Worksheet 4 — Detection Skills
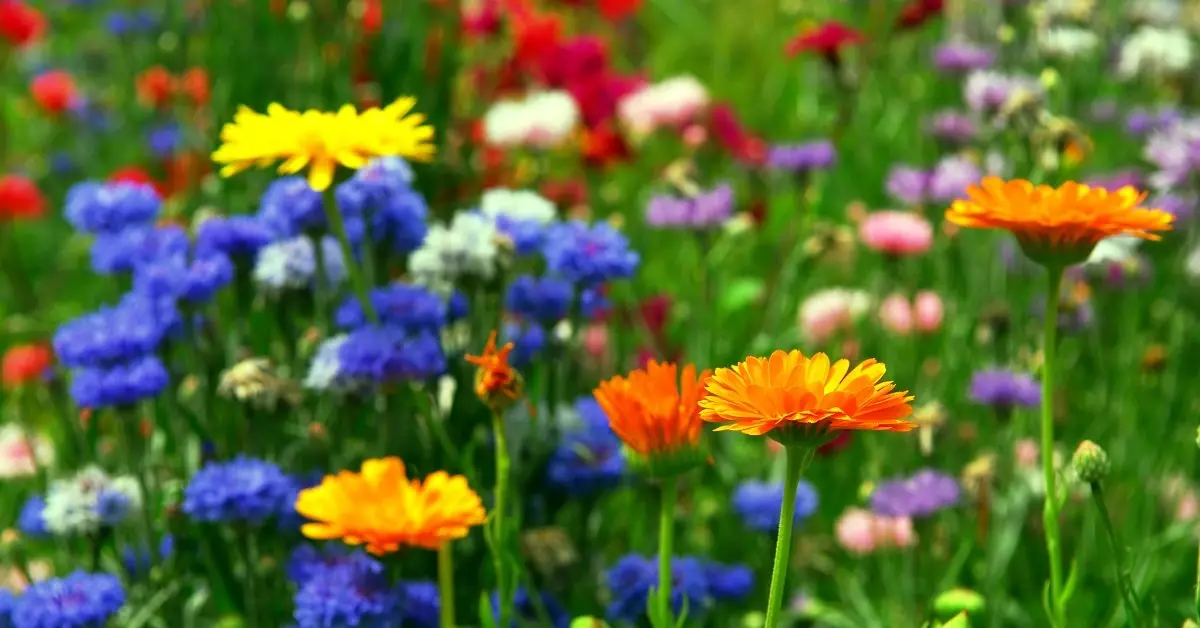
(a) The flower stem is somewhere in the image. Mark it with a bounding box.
[241,528,261,628]
[1040,264,1066,627]
[492,411,514,628]
[1089,482,1142,626]
[321,188,378,324]
[118,409,159,564]
[764,445,815,628]
[657,477,678,624]
[438,543,456,628]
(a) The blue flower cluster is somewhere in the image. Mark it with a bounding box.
[8,571,125,628]
[542,221,640,287]
[606,555,753,622]
[502,323,547,368]
[258,177,330,238]
[489,587,570,628]
[336,327,446,385]
[289,546,439,628]
[546,398,625,496]
[121,535,175,581]
[732,479,820,534]
[506,275,573,325]
[335,157,429,253]
[18,496,48,538]
[195,216,274,259]
[335,284,448,332]
[182,456,293,524]
[65,181,161,235]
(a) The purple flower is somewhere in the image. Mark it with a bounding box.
[645,184,734,229]
[765,141,837,172]
[932,42,995,73]
[1144,118,1200,190]
[1151,192,1195,223]
[964,71,1040,114]
[1089,99,1119,122]
[1127,106,1181,136]
[870,469,961,518]
[928,155,981,202]
[885,165,929,205]
[928,110,977,144]
[969,369,1041,408]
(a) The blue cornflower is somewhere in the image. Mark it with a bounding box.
[54,300,167,368]
[732,479,819,534]
[396,580,440,628]
[94,488,136,526]
[337,327,446,384]
[253,236,346,292]
[11,571,125,628]
[50,153,77,176]
[506,275,573,324]
[292,558,399,628]
[502,323,546,368]
[580,287,610,320]
[120,535,175,581]
[0,589,13,627]
[490,588,569,628]
[447,291,470,322]
[335,157,429,253]
[17,495,48,538]
[701,563,755,601]
[303,336,347,392]
[546,397,624,495]
[286,545,381,585]
[182,456,292,524]
[195,216,274,259]
[606,555,711,622]
[480,188,559,255]
[134,253,234,304]
[65,181,161,235]
[68,99,112,132]
[257,177,328,238]
[542,221,639,286]
[105,11,134,36]
[90,225,190,275]
[146,123,181,158]
[334,284,447,332]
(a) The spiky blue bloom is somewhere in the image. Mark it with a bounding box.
[256,177,329,238]
[542,221,639,286]
[337,327,446,384]
[65,181,161,235]
[0,589,13,628]
[67,355,170,409]
[501,323,546,368]
[17,496,48,538]
[134,253,234,304]
[506,275,573,324]
[292,557,400,628]
[53,299,168,368]
[335,157,429,253]
[580,287,610,320]
[701,563,755,601]
[447,291,470,322]
[490,588,569,628]
[286,545,382,585]
[731,479,819,533]
[606,555,711,622]
[546,398,624,495]
[11,571,125,628]
[334,284,447,332]
[252,236,346,292]
[182,456,292,524]
[195,216,275,259]
[396,581,440,628]
[146,123,181,158]
[90,225,189,275]
[120,535,174,582]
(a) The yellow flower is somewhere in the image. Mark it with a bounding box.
[295,457,485,555]
[211,97,435,191]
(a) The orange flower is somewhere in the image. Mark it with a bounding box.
[945,177,1174,265]
[296,457,486,555]
[700,350,915,447]
[594,361,712,464]
[465,330,522,409]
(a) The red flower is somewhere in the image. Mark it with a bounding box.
[817,431,854,456]
[540,179,587,208]
[30,71,78,116]
[462,0,501,39]
[510,10,563,70]
[0,174,45,220]
[896,0,943,30]
[2,343,52,388]
[598,0,642,21]
[110,166,167,198]
[539,36,609,88]
[581,124,630,168]
[0,0,44,48]
[164,152,208,198]
[361,0,382,35]
[569,72,643,128]
[180,67,210,107]
[709,104,766,165]
[637,294,672,338]
[136,66,176,108]
[785,21,865,58]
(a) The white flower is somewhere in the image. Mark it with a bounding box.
[1038,26,1100,60]
[617,75,709,135]
[1186,245,1200,280]
[1118,26,1194,79]
[483,91,579,149]
[408,212,500,284]
[1086,235,1142,266]
[304,335,348,391]
[1042,0,1095,20]
[480,188,557,225]
[253,235,346,292]
[0,425,53,479]
[42,466,141,535]
[1129,0,1181,26]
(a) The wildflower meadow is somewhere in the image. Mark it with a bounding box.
[3,0,1200,626]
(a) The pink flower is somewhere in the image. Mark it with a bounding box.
[913,290,944,332]
[0,424,50,479]
[617,75,709,135]
[878,293,914,334]
[1014,438,1039,470]
[878,515,917,548]
[859,210,934,256]
[835,508,878,554]
[798,288,870,344]
[1177,491,1199,522]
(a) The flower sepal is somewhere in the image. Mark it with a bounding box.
[628,443,708,480]
[766,421,840,451]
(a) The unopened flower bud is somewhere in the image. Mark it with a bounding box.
[1071,440,1109,483]
[933,588,985,617]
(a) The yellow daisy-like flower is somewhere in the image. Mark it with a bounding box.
[211,97,435,191]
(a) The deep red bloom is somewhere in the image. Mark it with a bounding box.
[30,71,78,116]
[2,343,52,388]
[0,0,44,48]
[540,179,587,208]
[709,104,766,165]
[569,72,643,128]
[361,0,382,35]
[638,295,672,338]
[897,0,944,30]
[785,21,865,57]
[463,0,501,39]
[817,431,854,456]
[110,166,167,198]
[0,174,45,220]
[598,0,642,20]
[136,66,176,108]
[539,36,609,88]
[511,11,563,70]
[180,67,210,107]
[582,124,630,168]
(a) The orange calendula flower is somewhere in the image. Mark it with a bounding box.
[700,350,915,448]
[466,330,523,411]
[945,176,1175,266]
[296,457,486,555]
[594,361,712,475]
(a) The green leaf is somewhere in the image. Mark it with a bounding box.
[718,277,766,314]
[479,593,499,628]
[126,582,183,628]
[569,618,611,628]
[943,612,972,628]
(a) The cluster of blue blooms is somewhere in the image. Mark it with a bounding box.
[605,555,754,622]
[181,456,295,524]
[732,479,820,534]
[287,545,440,628]
[0,571,125,628]
[546,398,626,496]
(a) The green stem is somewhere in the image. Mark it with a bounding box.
[657,478,678,625]
[492,411,513,628]
[438,543,456,628]
[118,408,159,565]
[764,445,815,628]
[242,528,261,628]
[321,188,378,324]
[1090,482,1142,626]
[1041,264,1066,627]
